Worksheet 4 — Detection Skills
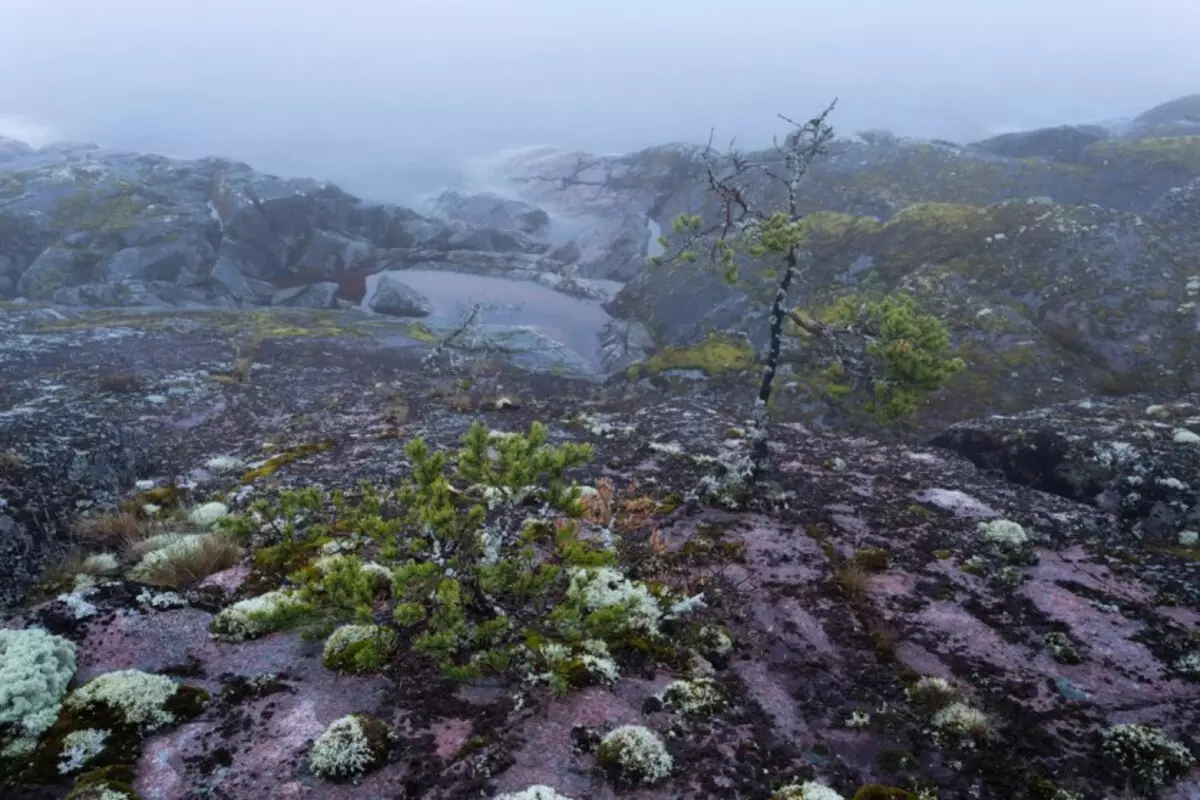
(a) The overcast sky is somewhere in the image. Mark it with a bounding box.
[1,0,1198,201]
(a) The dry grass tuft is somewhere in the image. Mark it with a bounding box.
[73,512,153,546]
[97,370,144,394]
[129,532,243,588]
[831,562,871,604]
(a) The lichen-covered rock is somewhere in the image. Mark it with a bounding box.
[308,713,390,780]
[595,724,673,787]
[932,395,1200,558]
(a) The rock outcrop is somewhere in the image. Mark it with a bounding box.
[0,139,567,307]
[0,303,1196,798]
[367,272,434,317]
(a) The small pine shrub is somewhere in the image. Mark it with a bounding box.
[218,420,710,691]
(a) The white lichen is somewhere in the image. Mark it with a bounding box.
[80,553,120,575]
[597,724,673,786]
[566,567,663,635]
[66,669,181,732]
[1179,530,1198,548]
[1101,723,1195,789]
[0,628,77,756]
[978,518,1030,548]
[58,728,108,774]
[308,714,386,779]
[56,591,98,620]
[204,455,245,475]
[1172,428,1200,444]
[770,782,845,800]
[660,678,725,715]
[493,787,574,800]
[931,701,992,744]
[209,590,308,642]
[187,501,229,527]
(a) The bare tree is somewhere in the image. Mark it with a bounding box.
[656,102,838,486]
[655,102,963,498]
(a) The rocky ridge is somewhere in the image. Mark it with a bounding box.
[0,302,1196,799]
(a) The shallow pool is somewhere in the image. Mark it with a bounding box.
[365,270,616,367]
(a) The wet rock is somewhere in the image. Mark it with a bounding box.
[428,189,552,237]
[367,272,433,317]
[270,282,339,309]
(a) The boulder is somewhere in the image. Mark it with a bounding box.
[428,189,551,236]
[52,280,163,307]
[596,318,655,372]
[368,272,433,317]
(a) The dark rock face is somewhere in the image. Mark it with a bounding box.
[972,124,1110,163]
[0,417,157,608]
[931,396,1200,547]
[0,139,560,306]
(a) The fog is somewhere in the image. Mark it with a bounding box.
[2,0,1198,202]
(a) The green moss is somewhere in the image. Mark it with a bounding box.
[628,332,755,379]
[321,624,399,674]
[1083,135,1200,173]
[402,321,441,344]
[852,787,920,800]
[65,765,141,800]
[241,439,336,484]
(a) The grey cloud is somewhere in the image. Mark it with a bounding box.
[2,0,1197,201]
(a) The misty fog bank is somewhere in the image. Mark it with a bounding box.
[2,0,1199,203]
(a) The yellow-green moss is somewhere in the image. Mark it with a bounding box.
[241,439,336,484]
[627,332,755,380]
[1083,136,1200,173]
[402,322,441,344]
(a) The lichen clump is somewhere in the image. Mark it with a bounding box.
[209,590,311,642]
[0,628,78,757]
[308,713,389,780]
[660,677,726,716]
[493,787,574,800]
[66,670,186,733]
[596,724,673,787]
[1101,723,1195,790]
[978,518,1030,548]
[771,781,845,800]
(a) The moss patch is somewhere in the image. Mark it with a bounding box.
[627,332,755,380]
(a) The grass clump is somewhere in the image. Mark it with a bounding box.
[1101,723,1194,791]
[127,532,242,588]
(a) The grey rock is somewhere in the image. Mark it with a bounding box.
[52,280,163,307]
[210,254,275,305]
[271,282,340,309]
[368,272,434,317]
[17,246,91,300]
[597,318,655,372]
[429,189,551,236]
[0,141,557,306]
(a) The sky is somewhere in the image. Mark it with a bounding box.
[1,0,1198,202]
